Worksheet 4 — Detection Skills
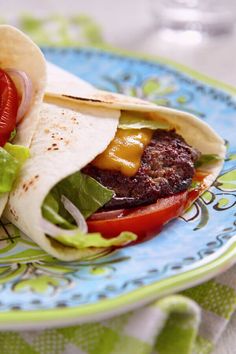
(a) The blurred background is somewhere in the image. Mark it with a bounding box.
[1,0,236,85]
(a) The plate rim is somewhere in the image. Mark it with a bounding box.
[1,239,236,330]
[1,46,236,329]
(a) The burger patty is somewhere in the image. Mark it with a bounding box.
[82,129,200,210]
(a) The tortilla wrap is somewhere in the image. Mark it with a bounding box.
[0,25,47,215]
[4,63,226,261]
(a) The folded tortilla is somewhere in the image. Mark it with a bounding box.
[4,63,226,261]
[0,25,46,215]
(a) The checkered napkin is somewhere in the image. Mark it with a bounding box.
[1,268,236,354]
[1,15,236,354]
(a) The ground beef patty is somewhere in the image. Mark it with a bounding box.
[82,129,200,210]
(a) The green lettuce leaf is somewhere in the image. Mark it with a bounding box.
[42,173,137,249]
[0,143,30,194]
[43,171,114,225]
[42,172,136,249]
[42,193,75,229]
[4,143,30,165]
[189,181,201,191]
[53,230,137,249]
[119,111,170,130]
[9,129,17,142]
[195,154,222,168]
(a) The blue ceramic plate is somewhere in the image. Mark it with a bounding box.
[0,47,235,330]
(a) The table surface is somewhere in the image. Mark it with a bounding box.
[2,0,236,352]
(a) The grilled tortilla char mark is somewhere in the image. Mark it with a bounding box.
[83,130,200,210]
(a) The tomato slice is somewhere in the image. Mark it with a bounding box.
[88,171,208,244]
[88,191,189,243]
[0,69,18,147]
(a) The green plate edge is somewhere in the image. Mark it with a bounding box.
[1,45,236,327]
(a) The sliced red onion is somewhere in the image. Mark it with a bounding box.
[42,196,88,238]
[41,218,79,239]
[61,195,88,233]
[5,69,33,124]
[89,209,125,221]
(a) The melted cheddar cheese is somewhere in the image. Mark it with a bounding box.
[92,128,153,177]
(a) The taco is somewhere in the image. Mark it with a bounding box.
[0,25,46,215]
[5,63,226,261]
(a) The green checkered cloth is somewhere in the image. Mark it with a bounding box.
[2,272,236,354]
[1,15,236,354]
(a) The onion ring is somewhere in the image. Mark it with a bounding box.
[6,69,33,124]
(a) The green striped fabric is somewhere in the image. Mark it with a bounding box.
[1,273,236,354]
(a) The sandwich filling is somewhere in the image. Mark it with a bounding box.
[0,68,31,195]
[83,129,200,210]
[40,110,222,251]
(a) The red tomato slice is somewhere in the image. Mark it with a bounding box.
[0,69,18,147]
[88,171,207,244]
[88,191,190,244]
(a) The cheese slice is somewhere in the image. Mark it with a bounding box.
[92,128,153,176]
